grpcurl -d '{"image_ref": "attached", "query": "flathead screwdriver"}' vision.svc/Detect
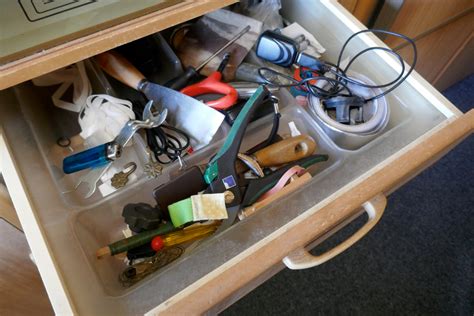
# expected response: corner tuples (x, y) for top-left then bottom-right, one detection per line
(165, 25), (251, 90)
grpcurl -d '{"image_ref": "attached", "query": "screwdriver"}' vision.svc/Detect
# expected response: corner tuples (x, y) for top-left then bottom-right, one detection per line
(96, 222), (175, 259)
(150, 222), (219, 251)
(165, 25), (251, 90)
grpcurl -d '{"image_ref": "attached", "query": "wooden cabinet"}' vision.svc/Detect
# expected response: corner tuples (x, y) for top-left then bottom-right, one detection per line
(338, 0), (380, 25)
(0, 0), (237, 90)
(339, 0), (473, 90)
(385, 1), (474, 90)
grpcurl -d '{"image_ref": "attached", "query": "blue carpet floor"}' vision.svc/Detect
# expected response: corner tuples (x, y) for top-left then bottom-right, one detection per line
(222, 74), (474, 315)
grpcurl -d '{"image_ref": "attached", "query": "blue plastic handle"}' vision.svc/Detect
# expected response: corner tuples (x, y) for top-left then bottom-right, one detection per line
(63, 143), (111, 174)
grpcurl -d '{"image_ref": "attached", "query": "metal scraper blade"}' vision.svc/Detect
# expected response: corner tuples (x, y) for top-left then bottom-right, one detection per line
(141, 82), (225, 150)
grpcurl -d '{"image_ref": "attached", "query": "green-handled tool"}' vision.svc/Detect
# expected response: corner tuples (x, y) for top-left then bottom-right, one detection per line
(203, 85), (329, 232)
(96, 222), (175, 258)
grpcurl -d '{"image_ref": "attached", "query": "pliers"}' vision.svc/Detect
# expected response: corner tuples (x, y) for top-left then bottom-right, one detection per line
(180, 53), (238, 110)
(203, 85), (328, 229)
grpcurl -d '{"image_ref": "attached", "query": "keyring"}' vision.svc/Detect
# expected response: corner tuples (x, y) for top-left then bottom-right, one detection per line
(57, 137), (71, 147)
(57, 136), (74, 152)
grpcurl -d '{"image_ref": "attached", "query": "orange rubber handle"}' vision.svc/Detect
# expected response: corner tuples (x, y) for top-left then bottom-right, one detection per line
(180, 72), (238, 110)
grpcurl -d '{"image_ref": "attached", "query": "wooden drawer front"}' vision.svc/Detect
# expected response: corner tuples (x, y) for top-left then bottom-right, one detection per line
(0, 0), (471, 315)
(0, 0), (237, 90)
(156, 111), (472, 315)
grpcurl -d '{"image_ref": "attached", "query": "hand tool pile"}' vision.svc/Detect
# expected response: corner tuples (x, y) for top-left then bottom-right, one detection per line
(39, 2), (415, 287)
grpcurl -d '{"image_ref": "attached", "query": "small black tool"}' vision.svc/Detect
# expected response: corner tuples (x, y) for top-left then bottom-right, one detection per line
(323, 96), (365, 124)
(122, 203), (164, 233)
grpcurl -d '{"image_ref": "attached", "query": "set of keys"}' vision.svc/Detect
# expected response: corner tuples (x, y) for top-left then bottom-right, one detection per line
(102, 149), (165, 190)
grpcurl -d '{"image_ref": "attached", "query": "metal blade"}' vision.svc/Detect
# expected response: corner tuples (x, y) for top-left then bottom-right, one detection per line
(141, 82), (225, 150)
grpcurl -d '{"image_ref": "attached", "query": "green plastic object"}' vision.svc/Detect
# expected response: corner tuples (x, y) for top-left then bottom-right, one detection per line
(108, 222), (175, 256)
(204, 86), (266, 184)
(168, 197), (194, 227)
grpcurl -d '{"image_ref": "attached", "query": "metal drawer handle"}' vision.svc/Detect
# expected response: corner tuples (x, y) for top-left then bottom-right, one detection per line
(283, 193), (387, 270)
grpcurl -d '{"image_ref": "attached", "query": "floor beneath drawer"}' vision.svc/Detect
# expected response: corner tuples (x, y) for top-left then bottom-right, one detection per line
(0, 221), (53, 315)
(223, 75), (474, 315)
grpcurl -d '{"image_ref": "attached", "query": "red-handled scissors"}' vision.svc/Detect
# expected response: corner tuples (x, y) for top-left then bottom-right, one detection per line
(180, 53), (238, 110)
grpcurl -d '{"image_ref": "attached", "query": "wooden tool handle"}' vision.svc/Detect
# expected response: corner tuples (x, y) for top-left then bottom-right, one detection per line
(95, 51), (145, 90)
(254, 135), (317, 167)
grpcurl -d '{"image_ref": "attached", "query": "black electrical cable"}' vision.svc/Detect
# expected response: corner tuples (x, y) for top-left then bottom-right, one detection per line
(328, 47), (406, 89)
(333, 29), (417, 102)
(257, 29), (417, 104)
(258, 68), (350, 97)
(258, 67), (353, 98)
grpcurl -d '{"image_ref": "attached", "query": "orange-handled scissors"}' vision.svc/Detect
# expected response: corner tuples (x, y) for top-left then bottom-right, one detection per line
(180, 53), (238, 110)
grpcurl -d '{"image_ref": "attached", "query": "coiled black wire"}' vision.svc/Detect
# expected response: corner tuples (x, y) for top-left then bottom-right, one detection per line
(258, 29), (417, 104)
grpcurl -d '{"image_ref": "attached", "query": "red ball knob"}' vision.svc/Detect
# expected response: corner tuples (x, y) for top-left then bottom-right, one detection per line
(151, 236), (164, 251)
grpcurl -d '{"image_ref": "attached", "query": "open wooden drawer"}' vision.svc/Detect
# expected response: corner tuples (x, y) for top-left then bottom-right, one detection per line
(0, 0), (472, 315)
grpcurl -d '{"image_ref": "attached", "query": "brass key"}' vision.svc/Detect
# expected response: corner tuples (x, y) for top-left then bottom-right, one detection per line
(111, 162), (137, 189)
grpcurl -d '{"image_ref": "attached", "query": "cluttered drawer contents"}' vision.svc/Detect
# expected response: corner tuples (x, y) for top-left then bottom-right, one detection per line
(0, 0), (457, 314)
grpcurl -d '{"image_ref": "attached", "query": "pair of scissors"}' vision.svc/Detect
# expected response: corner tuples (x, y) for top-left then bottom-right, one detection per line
(180, 53), (239, 110)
